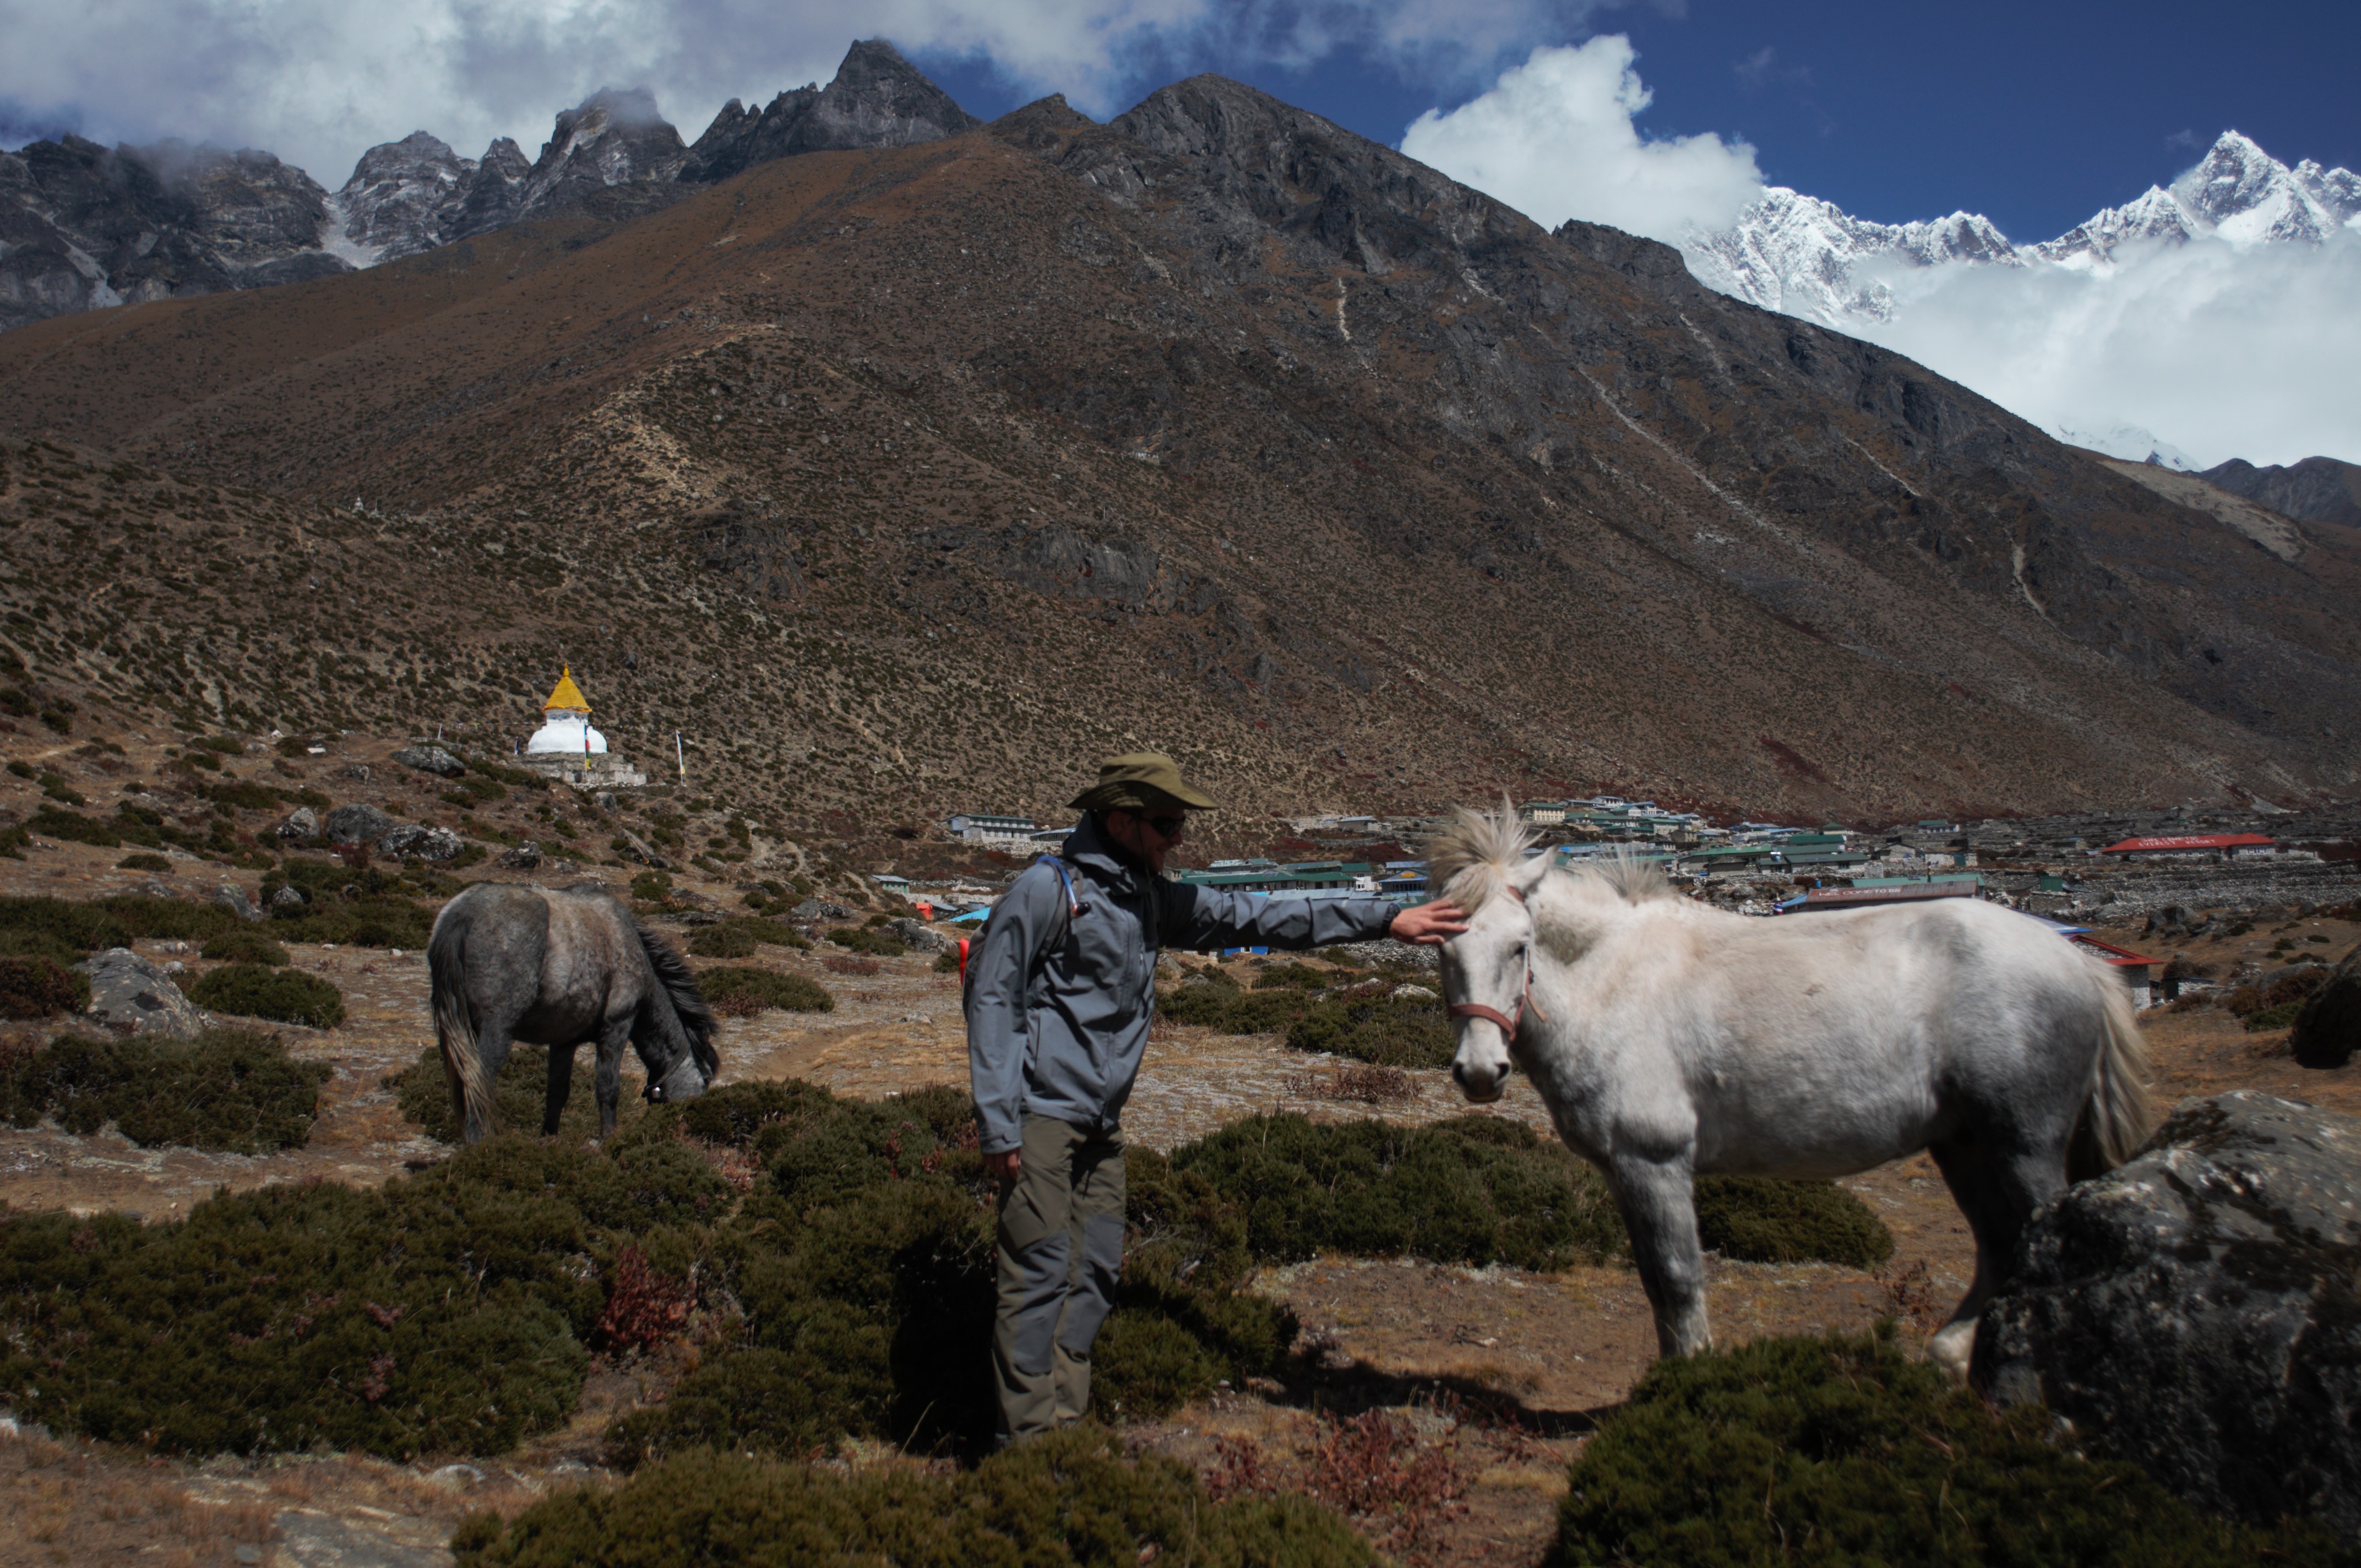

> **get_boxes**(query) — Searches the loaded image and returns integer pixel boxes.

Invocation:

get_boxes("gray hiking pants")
[993,1114,1126,1442]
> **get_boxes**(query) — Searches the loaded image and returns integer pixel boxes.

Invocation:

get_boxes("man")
[965,752,1468,1442]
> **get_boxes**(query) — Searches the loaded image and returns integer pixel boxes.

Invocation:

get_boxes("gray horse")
[427,882,717,1142]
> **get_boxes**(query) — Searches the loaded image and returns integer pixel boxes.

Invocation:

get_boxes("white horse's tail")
[2071,977,2157,1182]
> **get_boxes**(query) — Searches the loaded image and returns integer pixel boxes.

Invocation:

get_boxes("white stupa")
[526,666,606,755]
[518,666,646,787]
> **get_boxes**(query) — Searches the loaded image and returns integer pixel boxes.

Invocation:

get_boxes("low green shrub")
[0,1132,727,1457]
[209,780,285,812]
[698,966,834,1016]
[25,805,121,847]
[932,948,962,974]
[387,1042,646,1145]
[2247,999,2308,1032]
[1556,1328,2347,1566]
[1157,983,1307,1035]
[1171,1114,1624,1271]
[1693,1174,1894,1267]
[630,871,673,902]
[464,1428,1375,1567]
[827,926,905,959]
[200,929,289,966]
[1254,962,1366,990]
[689,918,810,960]
[1286,994,1455,1069]
[0,892,239,962]
[187,963,346,1028]
[117,852,173,873]
[1,1027,329,1152]
[0,955,88,1019]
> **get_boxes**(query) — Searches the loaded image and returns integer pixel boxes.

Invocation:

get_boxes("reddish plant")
[594,1245,695,1354]
[1204,1433,1276,1503]
[1305,1409,1468,1549]
[336,840,372,870]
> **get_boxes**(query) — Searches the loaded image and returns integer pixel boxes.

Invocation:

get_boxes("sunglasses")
[1144,814,1188,839]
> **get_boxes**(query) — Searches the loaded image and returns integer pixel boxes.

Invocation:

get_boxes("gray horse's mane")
[1427,804,1677,909]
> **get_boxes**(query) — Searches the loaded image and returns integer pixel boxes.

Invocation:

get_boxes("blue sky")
[918,0,2361,241]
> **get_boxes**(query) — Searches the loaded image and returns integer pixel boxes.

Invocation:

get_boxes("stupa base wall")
[519,753,649,789]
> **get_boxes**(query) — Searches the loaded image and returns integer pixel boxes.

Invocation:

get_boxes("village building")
[518,667,647,788]
[2097,833,2277,861]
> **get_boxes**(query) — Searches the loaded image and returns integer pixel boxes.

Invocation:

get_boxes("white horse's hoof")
[1928,1320,1976,1382]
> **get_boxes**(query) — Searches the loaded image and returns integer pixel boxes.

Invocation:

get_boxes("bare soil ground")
[5,832,2354,1566]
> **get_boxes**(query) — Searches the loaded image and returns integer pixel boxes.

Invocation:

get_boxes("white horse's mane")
[1426,804,1678,910]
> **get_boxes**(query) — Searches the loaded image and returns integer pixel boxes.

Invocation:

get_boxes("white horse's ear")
[1512,851,1552,896]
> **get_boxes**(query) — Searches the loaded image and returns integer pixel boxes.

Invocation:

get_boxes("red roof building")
[2096,834,2275,856]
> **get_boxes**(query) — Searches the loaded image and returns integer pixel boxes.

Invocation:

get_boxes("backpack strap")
[1037,854,1084,925]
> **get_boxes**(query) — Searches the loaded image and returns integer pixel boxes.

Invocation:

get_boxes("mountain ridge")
[0,68,2353,829]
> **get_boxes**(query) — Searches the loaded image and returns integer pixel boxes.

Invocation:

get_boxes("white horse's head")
[1430,806,1551,1103]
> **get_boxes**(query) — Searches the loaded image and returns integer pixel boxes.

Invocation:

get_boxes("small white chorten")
[526,666,608,755]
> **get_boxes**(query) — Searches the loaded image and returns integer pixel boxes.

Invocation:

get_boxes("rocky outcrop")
[1,135,350,333]
[680,40,980,184]
[327,132,475,264]
[2292,943,2361,1069]
[2200,455,2361,531]
[1977,1092,2361,1534]
[74,948,203,1039]
[211,884,260,921]
[377,824,463,861]
[506,88,687,226]
[274,805,318,840]
[391,744,465,777]
[323,803,395,845]
[888,917,954,954]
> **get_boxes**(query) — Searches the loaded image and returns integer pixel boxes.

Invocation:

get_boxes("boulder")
[340,763,373,782]
[791,899,851,922]
[324,803,395,845]
[377,824,463,861]
[73,948,203,1039]
[2292,941,2361,1069]
[614,830,670,870]
[211,884,260,921]
[274,804,318,840]
[1976,1092,2361,1534]
[269,884,307,909]
[889,917,953,954]
[392,744,466,778]
[499,842,543,870]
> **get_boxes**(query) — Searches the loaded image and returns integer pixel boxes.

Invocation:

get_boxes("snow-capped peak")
[1685,129,2359,326]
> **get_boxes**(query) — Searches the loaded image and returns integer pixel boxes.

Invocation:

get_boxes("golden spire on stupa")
[542,666,592,716]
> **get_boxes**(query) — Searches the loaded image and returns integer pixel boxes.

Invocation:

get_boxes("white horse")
[1430,808,2152,1377]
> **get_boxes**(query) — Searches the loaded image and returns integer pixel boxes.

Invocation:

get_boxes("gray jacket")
[965,814,1404,1153]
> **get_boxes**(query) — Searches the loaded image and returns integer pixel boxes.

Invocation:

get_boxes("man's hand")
[984,1149,1022,1183]
[1388,899,1470,945]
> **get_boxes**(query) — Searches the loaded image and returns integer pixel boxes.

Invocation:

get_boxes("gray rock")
[270,884,308,909]
[212,884,260,921]
[2293,941,2361,1070]
[1976,1092,2361,1534]
[888,917,953,954]
[324,803,395,845]
[391,744,466,778]
[499,842,543,870]
[275,804,319,840]
[376,824,463,861]
[614,830,670,870]
[74,948,203,1039]
[340,763,373,782]
[791,899,852,922]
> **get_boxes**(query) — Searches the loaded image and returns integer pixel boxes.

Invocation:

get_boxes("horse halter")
[1443,883,1549,1042]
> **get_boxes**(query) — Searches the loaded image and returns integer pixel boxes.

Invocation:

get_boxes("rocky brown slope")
[0,74,2354,832]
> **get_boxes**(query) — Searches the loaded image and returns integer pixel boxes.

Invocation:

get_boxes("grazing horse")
[427,882,717,1142]
[1430,808,2152,1378]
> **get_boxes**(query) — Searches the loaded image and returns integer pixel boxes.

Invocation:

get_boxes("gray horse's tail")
[635,922,718,1079]
[2070,976,2157,1182]
[428,896,498,1141]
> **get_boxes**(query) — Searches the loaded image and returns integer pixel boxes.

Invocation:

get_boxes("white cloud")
[1399,35,1764,243]
[1856,232,2361,469]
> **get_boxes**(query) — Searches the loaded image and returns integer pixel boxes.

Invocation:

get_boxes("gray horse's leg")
[593,1016,634,1138]
[543,1044,578,1136]
[1612,1150,1712,1357]
[1926,1135,2065,1379]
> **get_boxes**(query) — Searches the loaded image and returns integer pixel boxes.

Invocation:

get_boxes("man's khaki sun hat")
[1070,752,1219,815]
